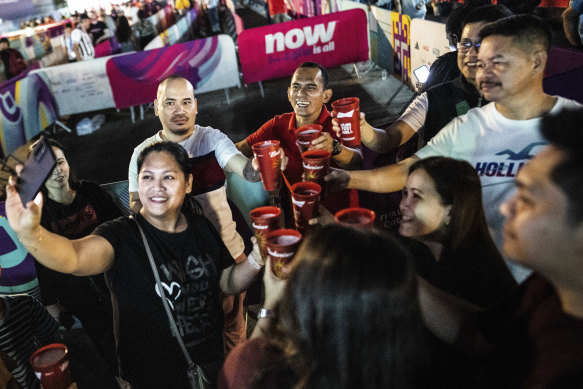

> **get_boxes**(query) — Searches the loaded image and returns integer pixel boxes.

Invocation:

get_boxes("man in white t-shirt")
[128,75,260,351]
[326,15,582,282]
[71,14,95,62]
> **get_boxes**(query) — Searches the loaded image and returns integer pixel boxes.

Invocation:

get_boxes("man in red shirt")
[236,62,362,213]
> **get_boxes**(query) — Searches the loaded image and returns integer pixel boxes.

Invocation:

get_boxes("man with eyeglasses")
[326,14,582,282]
[344,5,512,154]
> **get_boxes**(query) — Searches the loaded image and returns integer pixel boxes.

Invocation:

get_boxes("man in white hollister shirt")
[325,15,582,282]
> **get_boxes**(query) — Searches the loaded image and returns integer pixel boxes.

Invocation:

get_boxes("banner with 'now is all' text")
[238,9,369,84]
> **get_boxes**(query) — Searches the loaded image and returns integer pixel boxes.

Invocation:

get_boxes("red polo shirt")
[246,106,357,213]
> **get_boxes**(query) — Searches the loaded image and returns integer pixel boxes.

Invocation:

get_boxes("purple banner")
[0,71,57,158]
[0,0,36,21]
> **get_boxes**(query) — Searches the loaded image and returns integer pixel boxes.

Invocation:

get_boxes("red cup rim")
[291,181,322,196]
[301,150,331,160]
[249,206,282,219]
[265,229,302,248]
[252,140,280,150]
[30,343,68,369]
[331,97,360,108]
[334,207,376,225]
[295,124,323,137]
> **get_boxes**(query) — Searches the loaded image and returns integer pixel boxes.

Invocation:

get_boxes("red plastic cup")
[265,228,302,279]
[291,182,321,234]
[252,140,282,192]
[295,124,322,153]
[335,207,376,228]
[30,343,73,389]
[301,149,330,187]
[249,206,283,260]
[331,97,361,147]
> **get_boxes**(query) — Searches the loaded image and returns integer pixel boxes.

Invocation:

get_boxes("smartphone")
[15,138,56,206]
[413,65,430,84]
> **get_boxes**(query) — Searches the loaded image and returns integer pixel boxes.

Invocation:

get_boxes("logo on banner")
[265,21,337,54]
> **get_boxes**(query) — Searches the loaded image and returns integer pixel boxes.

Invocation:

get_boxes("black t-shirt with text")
[95,211,234,388]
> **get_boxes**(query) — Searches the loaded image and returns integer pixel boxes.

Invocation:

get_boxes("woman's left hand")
[262,258,287,309]
[5,166,44,237]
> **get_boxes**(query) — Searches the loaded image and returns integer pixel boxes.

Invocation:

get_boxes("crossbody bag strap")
[130,216,195,368]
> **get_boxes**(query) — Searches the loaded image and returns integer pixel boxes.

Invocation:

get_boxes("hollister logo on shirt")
[265,21,336,54]
[474,142,546,178]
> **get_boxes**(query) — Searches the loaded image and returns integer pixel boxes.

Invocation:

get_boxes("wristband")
[331,139,342,156]
[246,251,265,270]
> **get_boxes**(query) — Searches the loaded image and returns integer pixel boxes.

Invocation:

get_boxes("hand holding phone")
[15,138,56,206]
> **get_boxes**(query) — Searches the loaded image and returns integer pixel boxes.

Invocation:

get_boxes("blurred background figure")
[0,266,59,389]
[134,9,157,50]
[204,0,221,34]
[62,23,77,62]
[116,15,137,52]
[0,37,27,81]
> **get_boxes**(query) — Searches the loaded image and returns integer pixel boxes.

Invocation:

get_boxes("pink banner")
[106,36,240,109]
[538,0,568,6]
[238,9,369,84]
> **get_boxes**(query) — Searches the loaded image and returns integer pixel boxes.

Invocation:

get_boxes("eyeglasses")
[458,40,481,53]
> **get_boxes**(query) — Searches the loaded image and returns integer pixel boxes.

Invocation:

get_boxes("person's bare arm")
[96,28,111,44]
[73,43,82,62]
[224,154,261,182]
[235,139,253,158]
[219,242,263,295]
[325,155,419,194]
[310,132,363,170]
[5,180,115,276]
[129,191,142,213]
[333,113,415,154]
[363,120,416,153]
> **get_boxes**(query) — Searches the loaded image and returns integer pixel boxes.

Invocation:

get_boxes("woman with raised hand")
[220,224,431,389]
[399,156,516,308]
[6,141,263,389]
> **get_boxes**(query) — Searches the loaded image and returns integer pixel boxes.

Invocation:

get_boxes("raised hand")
[324,167,350,192]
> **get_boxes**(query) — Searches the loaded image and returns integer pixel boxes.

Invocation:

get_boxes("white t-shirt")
[416,96,582,282]
[398,92,429,132]
[70,28,95,61]
[129,125,245,258]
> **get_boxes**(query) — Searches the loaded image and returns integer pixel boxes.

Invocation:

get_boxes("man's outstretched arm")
[326,155,420,194]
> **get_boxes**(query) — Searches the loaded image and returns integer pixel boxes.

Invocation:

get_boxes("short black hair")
[80,13,90,21]
[446,0,492,39]
[540,107,583,225]
[0,37,8,44]
[461,4,513,31]
[478,14,552,54]
[65,22,73,29]
[297,62,329,90]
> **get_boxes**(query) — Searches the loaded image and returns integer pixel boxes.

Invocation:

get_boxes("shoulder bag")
[131,216,216,389]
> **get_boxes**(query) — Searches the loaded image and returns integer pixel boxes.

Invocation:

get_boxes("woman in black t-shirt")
[6,141,263,388]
